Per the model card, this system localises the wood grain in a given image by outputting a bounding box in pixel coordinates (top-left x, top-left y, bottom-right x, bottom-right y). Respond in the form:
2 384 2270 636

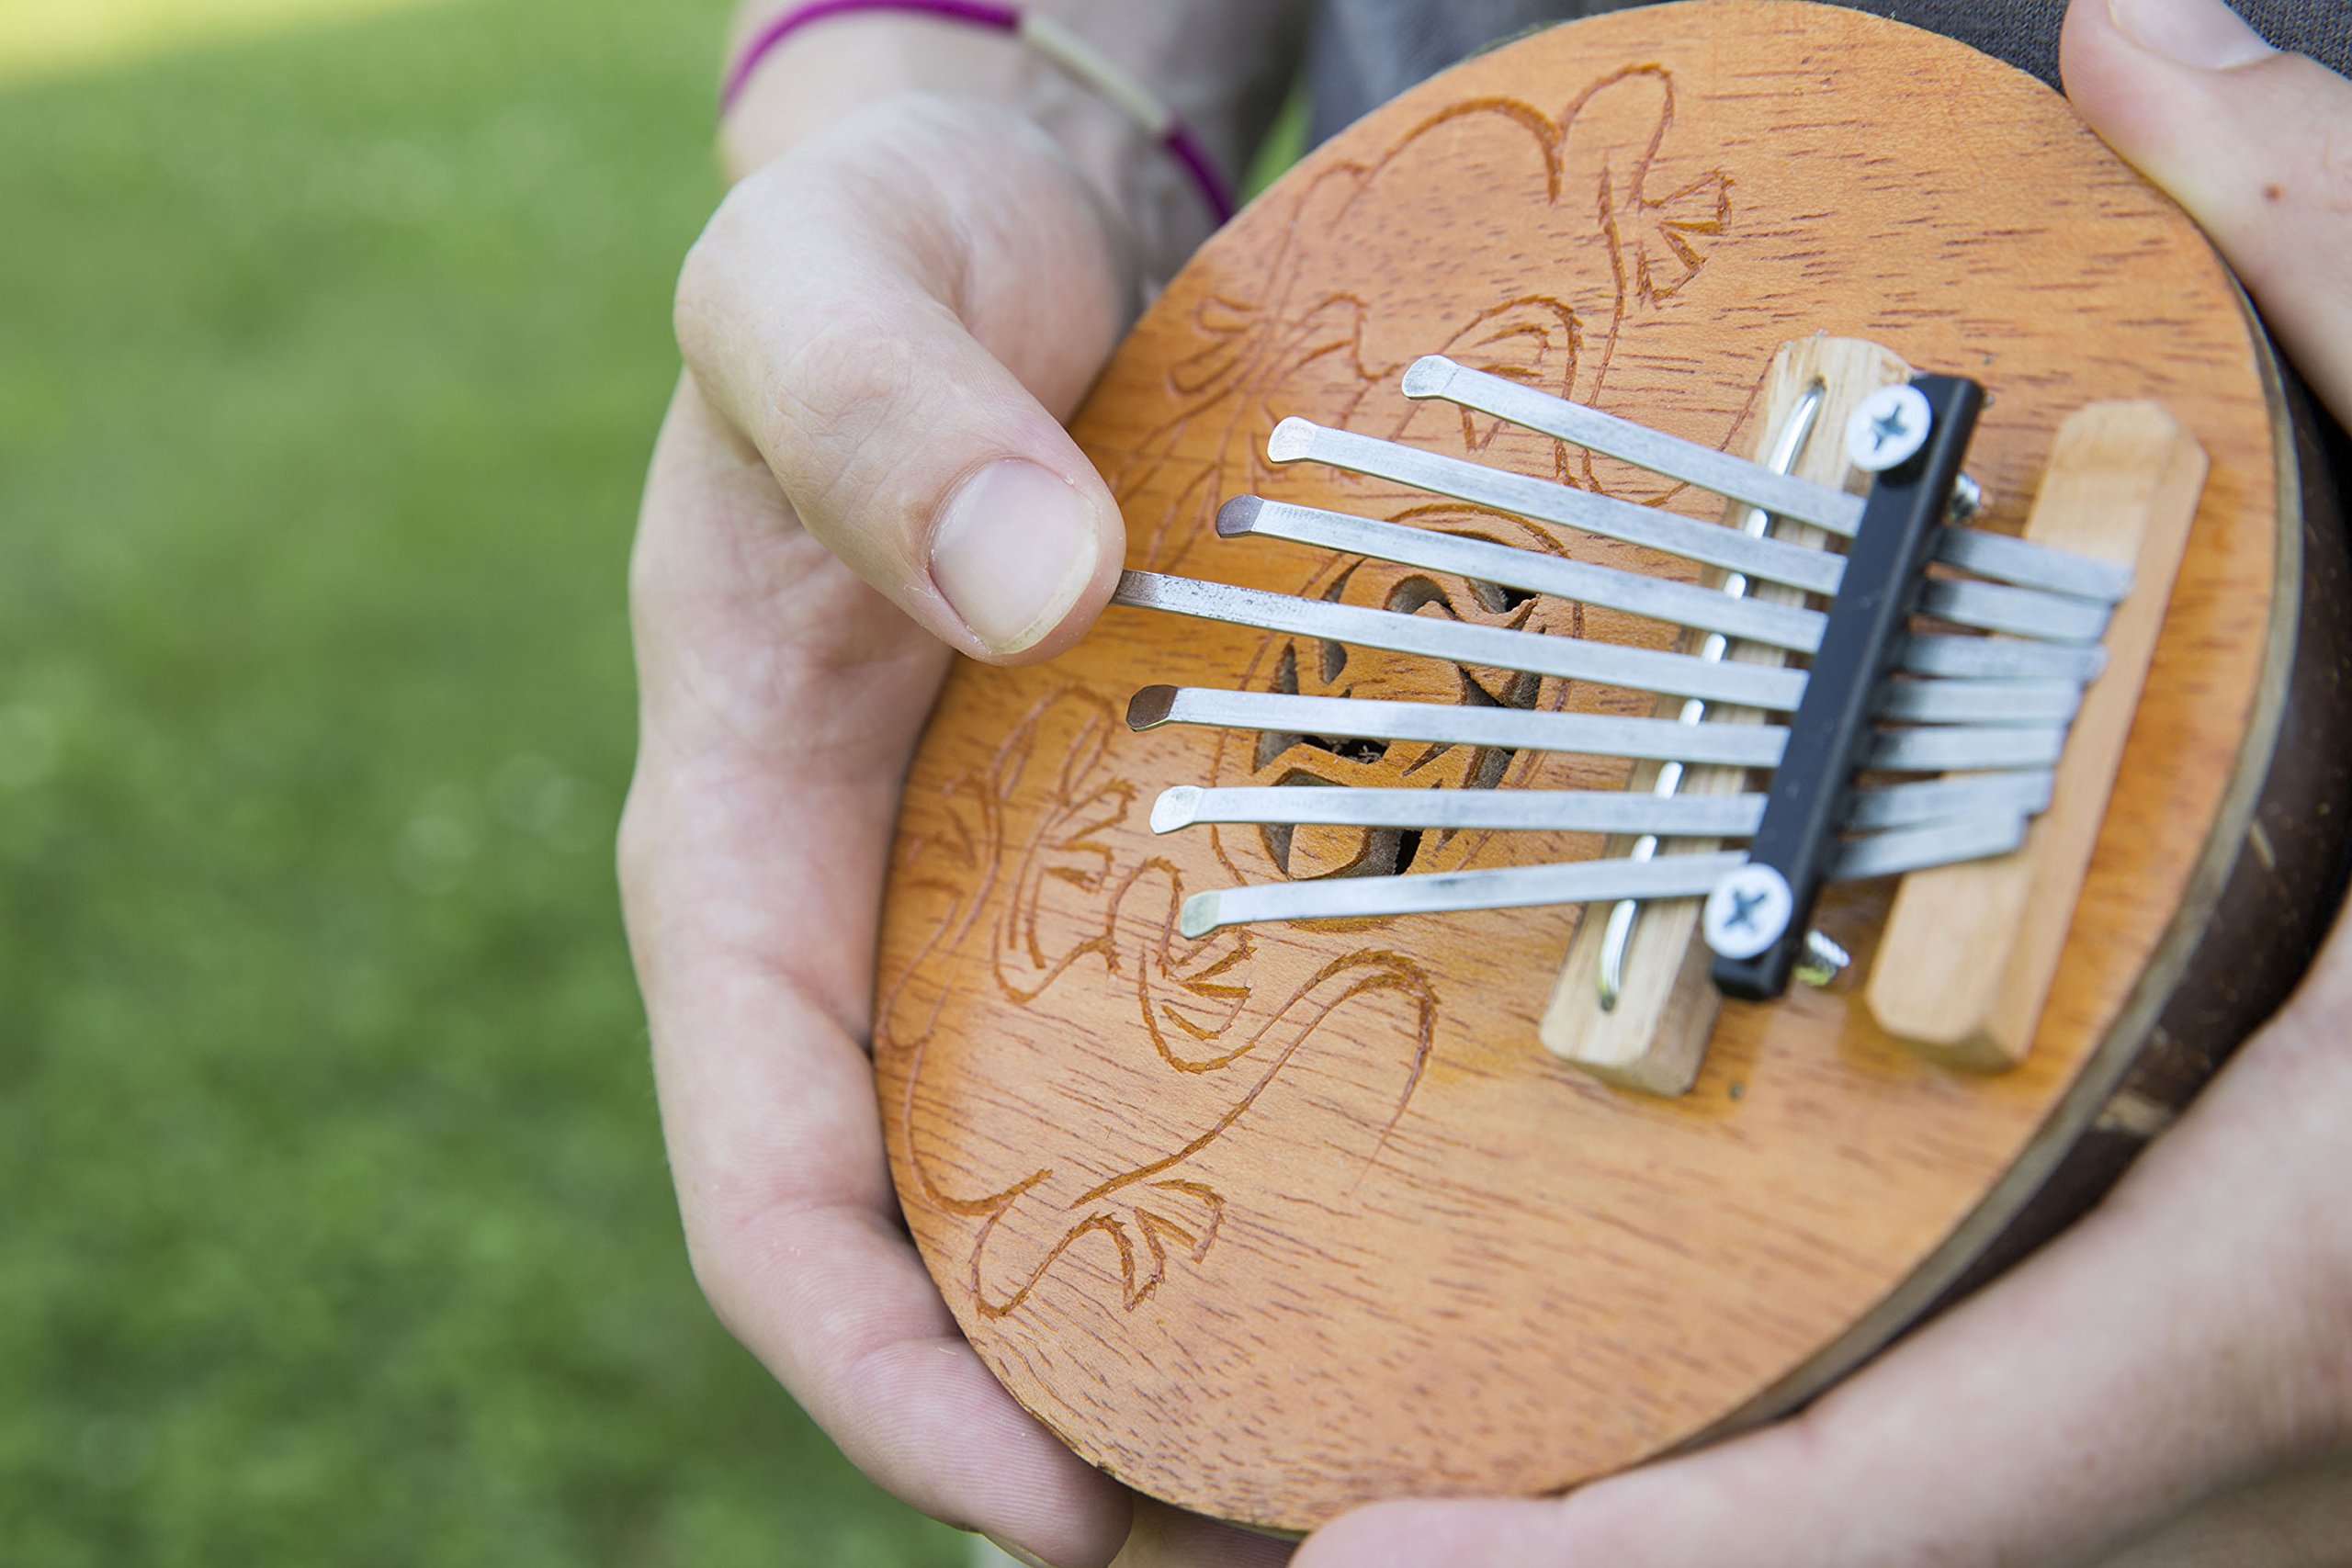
871 0 2292 1530
1871 402 2210 1066
1542 335 1909 1094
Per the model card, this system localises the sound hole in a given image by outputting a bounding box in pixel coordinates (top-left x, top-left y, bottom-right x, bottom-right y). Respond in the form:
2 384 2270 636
1251 561 1547 882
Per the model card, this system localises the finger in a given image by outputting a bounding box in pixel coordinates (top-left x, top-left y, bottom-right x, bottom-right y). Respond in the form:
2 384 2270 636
2062 0 2352 420
622 390 1132 1568
1295 962 2352 1568
675 95 1131 661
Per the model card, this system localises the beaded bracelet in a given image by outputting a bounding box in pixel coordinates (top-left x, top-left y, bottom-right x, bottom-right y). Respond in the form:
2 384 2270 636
719 0 1237 222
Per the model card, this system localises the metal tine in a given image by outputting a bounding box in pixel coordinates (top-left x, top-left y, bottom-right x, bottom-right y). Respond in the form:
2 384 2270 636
1128 685 2070 772
1903 633 2106 682
1878 677 2081 726
1127 685 1792 767
1178 852 1747 938
1218 495 1828 653
1920 578 2110 644
1403 355 2134 605
1113 570 1806 711
1871 725 2064 771
1845 769 2054 829
1266 417 1848 598
1401 355 1865 536
1173 812 2029 937
1938 525 2133 606
1150 784 1763 836
1114 572 2082 725
1148 767 2055 837
1833 811 2030 879
1229 492 2104 649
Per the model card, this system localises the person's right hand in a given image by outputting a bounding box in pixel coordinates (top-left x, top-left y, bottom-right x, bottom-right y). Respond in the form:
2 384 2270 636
625 95 1287 1567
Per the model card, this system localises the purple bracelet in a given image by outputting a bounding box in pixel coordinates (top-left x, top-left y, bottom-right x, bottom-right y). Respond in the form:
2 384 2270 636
718 0 1237 223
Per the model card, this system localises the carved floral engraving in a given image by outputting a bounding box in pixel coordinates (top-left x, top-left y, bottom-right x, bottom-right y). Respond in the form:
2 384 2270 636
1114 64 1732 572
880 691 1438 1317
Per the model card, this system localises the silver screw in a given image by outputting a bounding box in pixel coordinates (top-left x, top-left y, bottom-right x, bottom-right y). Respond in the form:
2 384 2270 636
1702 864 1794 960
1795 930 1853 988
1947 473 1987 522
1846 384 1932 473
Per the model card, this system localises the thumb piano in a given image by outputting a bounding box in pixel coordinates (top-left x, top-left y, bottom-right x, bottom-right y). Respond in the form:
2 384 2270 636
871 0 2350 1531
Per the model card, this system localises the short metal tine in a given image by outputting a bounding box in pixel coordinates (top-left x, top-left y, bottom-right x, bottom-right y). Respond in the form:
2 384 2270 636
1833 813 2030 881
1918 578 2111 644
1873 678 2083 727
1125 686 1792 768
1936 525 2133 604
1900 634 2108 683
1841 771 2055 830
1868 724 2067 772
1402 355 1866 536
1149 784 1767 837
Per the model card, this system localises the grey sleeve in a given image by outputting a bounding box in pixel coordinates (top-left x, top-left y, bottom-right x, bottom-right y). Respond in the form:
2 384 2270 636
1306 0 2351 142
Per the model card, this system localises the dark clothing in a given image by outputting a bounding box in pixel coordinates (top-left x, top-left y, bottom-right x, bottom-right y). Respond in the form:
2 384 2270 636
1307 0 2352 141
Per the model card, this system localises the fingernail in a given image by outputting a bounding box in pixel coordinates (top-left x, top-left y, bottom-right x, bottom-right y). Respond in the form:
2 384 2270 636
932 459 1104 655
978 1534 1053 1568
2109 0 2276 68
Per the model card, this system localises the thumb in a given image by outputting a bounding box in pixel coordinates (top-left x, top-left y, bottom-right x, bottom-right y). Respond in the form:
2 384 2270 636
675 96 1132 661
2062 0 2352 421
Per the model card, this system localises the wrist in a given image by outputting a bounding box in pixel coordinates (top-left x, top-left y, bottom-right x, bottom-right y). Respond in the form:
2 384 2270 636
718 11 1041 179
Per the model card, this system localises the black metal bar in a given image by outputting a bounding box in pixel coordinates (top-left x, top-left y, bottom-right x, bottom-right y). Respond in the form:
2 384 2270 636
1711 375 1984 999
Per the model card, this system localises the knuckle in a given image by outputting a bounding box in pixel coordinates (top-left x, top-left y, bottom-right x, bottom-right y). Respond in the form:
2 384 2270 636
673 157 831 365
673 179 769 368
676 1211 763 1349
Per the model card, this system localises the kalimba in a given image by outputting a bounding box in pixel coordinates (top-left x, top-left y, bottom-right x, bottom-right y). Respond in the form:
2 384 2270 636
870 0 2350 1532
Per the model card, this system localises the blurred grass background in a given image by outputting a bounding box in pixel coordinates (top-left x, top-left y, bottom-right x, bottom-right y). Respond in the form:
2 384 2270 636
0 0 973 1560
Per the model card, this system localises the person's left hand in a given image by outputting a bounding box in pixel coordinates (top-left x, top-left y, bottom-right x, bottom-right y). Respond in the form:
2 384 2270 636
1298 1 2352 1562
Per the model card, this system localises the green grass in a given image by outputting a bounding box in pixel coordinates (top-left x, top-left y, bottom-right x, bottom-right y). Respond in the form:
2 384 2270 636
0 1 967 1562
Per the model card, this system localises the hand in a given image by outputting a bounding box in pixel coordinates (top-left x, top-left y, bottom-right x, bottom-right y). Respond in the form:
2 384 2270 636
1297 3 2352 1563
622 95 1283 1568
